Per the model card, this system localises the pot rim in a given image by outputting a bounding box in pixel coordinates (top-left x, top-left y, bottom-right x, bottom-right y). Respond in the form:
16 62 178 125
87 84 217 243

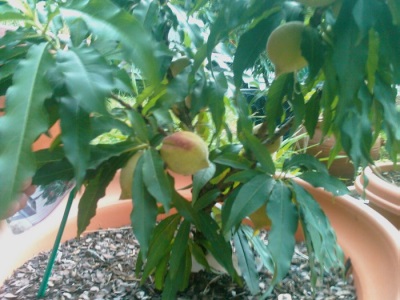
354 162 400 214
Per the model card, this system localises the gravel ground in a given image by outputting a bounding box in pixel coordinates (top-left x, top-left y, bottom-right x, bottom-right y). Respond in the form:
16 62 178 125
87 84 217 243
0 226 356 300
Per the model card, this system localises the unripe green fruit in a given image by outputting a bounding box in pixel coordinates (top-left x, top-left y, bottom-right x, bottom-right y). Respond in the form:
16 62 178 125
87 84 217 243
296 0 336 7
160 131 210 175
169 57 191 78
253 123 282 154
249 204 272 232
119 151 142 199
266 21 308 76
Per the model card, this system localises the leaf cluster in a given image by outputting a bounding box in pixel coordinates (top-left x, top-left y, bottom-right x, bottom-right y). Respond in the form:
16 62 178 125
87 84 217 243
0 0 399 298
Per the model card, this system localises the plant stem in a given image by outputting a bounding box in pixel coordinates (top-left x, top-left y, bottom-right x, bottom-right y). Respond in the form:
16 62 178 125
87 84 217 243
37 188 76 298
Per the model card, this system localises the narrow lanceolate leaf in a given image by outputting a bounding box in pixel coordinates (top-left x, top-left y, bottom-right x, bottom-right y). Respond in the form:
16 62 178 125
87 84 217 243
0 43 53 218
282 154 328 174
56 47 114 115
299 172 349 196
77 159 120 235
366 29 379 93
240 130 275 174
207 73 227 134
233 228 260 295
61 0 164 85
141 214 181 283
291 181 344 271
167 220 191 279
222 174 275 234
131 155 158 259
233 9 281 88
192 163 216 203
59 97 91 189
267 181 298 287
142 149 172 212
197 212 240 282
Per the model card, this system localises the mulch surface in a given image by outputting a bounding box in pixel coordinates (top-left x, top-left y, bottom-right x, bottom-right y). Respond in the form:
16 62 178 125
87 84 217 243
0 227 356 300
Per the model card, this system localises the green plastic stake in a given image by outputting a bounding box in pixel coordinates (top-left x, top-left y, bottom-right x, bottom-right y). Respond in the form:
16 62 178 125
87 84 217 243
37 188 76 298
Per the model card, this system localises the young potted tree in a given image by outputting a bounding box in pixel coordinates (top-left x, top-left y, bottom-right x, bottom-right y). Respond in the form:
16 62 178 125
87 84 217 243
0 0 399 299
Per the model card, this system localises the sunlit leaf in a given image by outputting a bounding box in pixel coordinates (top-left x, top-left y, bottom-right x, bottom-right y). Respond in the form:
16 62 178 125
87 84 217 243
0 43 53 218
61 0 165 85
56 46 114 115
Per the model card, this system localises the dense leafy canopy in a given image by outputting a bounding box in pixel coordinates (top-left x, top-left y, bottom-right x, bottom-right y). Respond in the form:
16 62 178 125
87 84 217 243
0 0 399 298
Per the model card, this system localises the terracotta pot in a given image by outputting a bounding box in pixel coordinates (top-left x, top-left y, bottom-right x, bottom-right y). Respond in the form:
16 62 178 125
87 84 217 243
0 173 399 300
296 122 381 179
354 162 400 229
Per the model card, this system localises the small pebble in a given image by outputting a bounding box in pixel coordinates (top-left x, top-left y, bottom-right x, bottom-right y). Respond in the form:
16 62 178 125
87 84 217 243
278 294 292 300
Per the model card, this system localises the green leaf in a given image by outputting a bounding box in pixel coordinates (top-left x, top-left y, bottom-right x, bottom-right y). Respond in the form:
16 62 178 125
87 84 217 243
90 115 131 139
240 129 275 174
352 0 381 38
197 211 240 281
299 172 349 196
172 190 199 224
131 155 158 259
154 252 170 291
141 214 181 283
77 158 121 235
222 174 275 234
62 0 165 85
291 181 344 270
192 188 220 212
387 0 400 25
301 26 325 80
59 97 91 189
265 73 294 136
282 154 328 173
233 9 282 88
88 141 144 170
304 90 321 138
332 3 368 120
127 109 149 143
242 225 274 274
192 163 216 202
0 42 53 218
224 169 261 184
189 240 210 271
366 29 379 93
267 181 298 286
233 228 260 295
56 46 114 115
213 153 253 170
167 220 191 279
34 147 66 168
163 246 192 299
33 158 74 186
142 148 172 212
207 73 227 133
